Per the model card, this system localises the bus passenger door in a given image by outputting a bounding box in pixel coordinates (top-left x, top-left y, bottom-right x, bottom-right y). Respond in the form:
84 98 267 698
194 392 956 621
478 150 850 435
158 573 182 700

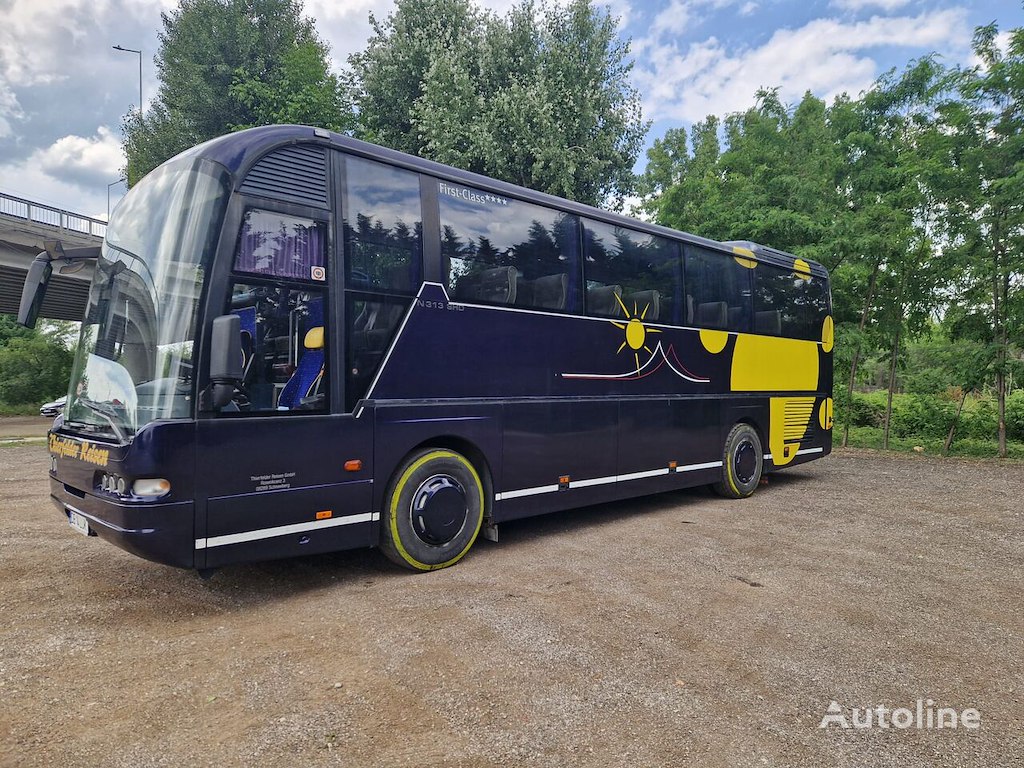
194 208 375 570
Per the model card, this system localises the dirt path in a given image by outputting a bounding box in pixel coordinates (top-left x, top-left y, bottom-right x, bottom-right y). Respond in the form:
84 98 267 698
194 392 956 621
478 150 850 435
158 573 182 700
0 446 1020 767
0 416 50 439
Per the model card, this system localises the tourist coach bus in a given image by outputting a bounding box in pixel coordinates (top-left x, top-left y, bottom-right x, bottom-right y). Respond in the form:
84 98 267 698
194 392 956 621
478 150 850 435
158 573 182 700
19 125 833 575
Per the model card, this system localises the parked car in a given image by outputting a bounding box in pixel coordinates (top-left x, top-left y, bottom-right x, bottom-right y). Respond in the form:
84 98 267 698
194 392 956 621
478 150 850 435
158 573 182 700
39 396 66 417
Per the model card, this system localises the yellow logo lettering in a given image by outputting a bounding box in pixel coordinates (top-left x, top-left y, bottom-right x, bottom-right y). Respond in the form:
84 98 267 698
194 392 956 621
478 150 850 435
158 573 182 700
49 435 109 467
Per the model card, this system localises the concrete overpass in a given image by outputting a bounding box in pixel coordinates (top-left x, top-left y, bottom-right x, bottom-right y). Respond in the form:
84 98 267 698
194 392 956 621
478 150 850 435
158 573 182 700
0 192 102 322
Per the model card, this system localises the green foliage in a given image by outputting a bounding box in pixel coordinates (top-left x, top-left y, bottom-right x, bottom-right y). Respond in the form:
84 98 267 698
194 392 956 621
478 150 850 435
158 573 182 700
0 333 74 406
0 315 35 346
843 426 1024 460
901 326 995 395
122 0 353 184
349 0 647 207
230 40 350 131
840 390 1020 444
640 89 843 264
1006 391 1024 441
929 17 1024 454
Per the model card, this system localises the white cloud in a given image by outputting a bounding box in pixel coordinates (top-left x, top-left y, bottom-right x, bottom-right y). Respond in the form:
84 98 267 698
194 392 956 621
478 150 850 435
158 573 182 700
33 127 124 190
649 0 744 37
0 83 24 139
0 158 110 221
830 0 911 11
634 8 970 123
653 0 696 36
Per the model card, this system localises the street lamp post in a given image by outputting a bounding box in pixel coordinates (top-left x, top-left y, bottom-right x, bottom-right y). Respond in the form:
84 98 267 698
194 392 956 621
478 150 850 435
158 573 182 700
107 179 125 220
112 45 143 117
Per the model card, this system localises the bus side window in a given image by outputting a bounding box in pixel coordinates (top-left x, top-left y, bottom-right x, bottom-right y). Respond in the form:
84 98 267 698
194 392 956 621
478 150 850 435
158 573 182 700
343 156 423 295
583 220 681 323
438 183 580 313
341 155 423 412
227 284 328 413
234 210 327 282
754 262 829 340
684 246 752 333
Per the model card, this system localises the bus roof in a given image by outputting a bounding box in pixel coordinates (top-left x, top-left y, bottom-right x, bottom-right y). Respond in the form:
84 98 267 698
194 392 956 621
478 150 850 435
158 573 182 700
185 124 829 279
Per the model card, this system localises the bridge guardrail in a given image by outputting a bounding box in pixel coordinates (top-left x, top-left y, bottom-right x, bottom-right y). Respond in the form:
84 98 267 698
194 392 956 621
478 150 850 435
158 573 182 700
0 191 106 239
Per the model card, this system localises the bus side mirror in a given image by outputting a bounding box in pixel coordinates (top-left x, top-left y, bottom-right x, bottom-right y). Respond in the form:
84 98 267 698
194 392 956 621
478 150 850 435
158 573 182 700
17 254 53 329
209 314 242 409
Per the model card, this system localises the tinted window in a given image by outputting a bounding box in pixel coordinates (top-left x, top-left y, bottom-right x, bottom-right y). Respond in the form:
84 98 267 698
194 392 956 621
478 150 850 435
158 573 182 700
343 156 422 295
234 210 327 283
754 262 830 340
583 220 681 323
227 284 328 413
345 294 409 411
439 182 580 312
684 246 753 332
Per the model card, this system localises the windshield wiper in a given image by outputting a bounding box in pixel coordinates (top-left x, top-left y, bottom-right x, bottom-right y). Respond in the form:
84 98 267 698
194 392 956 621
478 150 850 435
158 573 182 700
75 397 130 444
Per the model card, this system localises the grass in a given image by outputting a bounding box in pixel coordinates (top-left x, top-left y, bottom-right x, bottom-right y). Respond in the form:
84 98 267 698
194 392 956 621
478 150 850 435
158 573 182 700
839 425 1024 460
0 402 41 416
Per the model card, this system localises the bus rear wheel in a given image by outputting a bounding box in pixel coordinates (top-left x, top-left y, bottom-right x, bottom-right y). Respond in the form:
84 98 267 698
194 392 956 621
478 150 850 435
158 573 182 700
379 448 485 571
713 423 763 499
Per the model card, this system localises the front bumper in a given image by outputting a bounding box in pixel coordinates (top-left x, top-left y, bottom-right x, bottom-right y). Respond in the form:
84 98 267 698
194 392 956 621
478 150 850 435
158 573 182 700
50 477 195 569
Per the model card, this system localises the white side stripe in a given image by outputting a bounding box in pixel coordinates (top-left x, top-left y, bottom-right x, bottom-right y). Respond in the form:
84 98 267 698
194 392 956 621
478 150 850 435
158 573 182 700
495 484 560 501
195 511 378 550
764 447 824 462
570 475 618 488
494 460 724 501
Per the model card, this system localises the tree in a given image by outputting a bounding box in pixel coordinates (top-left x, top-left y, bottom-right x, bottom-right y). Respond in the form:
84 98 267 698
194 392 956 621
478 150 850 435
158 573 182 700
638 118 723 234
934 19 1024 457
0 315 36 346
122 0 352 185
349 0 647 207
640 89 844 255
838 59 949 449
0 327 74 405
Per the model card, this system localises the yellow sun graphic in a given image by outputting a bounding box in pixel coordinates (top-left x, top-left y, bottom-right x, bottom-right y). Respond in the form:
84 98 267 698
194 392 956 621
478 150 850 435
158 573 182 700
611 293 661 372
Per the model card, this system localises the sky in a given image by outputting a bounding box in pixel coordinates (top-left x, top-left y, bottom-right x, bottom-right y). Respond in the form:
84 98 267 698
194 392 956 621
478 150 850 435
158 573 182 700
0 0 1018 221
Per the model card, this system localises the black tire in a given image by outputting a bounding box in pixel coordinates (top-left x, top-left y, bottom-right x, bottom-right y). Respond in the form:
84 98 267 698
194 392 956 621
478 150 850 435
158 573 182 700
713 423 764 499
379 448 485 571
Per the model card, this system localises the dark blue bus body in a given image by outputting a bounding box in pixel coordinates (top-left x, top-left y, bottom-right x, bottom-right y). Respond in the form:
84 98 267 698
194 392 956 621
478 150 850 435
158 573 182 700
45 126 833 572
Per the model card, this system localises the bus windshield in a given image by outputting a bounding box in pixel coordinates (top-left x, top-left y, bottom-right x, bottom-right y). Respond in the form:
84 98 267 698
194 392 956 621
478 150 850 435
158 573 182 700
63 157 229 441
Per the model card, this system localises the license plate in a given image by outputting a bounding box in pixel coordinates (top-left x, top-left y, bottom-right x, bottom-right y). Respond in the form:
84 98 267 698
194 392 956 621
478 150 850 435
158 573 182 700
68 508 91 536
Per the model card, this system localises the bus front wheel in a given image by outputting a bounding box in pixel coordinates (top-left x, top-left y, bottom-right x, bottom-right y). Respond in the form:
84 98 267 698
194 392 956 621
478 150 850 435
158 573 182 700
379 448 485 571
713 423 763 499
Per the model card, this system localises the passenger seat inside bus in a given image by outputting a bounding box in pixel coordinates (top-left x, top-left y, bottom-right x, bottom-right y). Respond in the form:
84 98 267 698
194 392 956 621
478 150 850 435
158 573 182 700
452 266 518 305
755 309 782 335
587 284 622 316
695 301 728 329
624 289 660 321
515 273 567 310
278 299 325 410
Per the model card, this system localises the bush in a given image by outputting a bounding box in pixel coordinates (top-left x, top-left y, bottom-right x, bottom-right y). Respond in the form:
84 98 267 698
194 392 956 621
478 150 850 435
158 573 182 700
0 336 73 405
848 392 887 428
888 394 954 439
961 396 999 440
844 426 1024 459
1006 390 1024 442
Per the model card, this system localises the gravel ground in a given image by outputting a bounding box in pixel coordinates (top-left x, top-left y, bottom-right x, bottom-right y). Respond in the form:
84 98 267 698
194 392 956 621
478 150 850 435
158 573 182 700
0 442 1021 768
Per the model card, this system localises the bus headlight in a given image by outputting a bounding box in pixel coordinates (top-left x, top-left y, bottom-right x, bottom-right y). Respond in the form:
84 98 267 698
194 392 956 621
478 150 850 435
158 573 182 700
133 478 171 498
